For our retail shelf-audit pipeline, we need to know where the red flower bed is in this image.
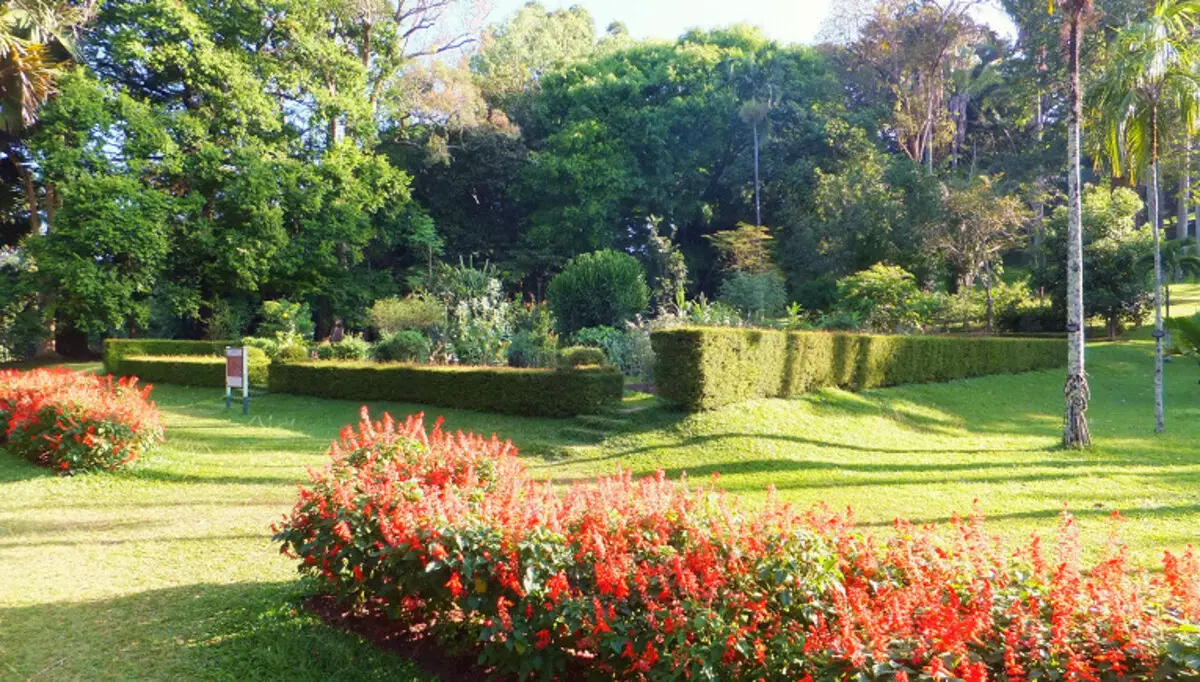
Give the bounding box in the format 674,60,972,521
275,408,1200,680
0,368,163,473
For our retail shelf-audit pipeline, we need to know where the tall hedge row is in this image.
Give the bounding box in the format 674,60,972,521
652,327,1067,411
269,361,623,417
103,339,236,374
115,354,270,389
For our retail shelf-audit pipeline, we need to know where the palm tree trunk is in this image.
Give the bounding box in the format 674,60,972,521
1063,12,1091,448
1151,147,1165,433
752,121,761,226
1179,139,1190,241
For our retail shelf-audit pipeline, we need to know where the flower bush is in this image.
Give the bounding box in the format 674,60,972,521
276,409,1200,681
0,368,163,473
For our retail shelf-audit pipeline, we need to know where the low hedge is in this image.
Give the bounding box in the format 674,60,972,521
653,327,1067,410
103,338,237,374
116,352,270,389
269,361,622,417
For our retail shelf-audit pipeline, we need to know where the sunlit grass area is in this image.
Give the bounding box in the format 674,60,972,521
2,340,1200,678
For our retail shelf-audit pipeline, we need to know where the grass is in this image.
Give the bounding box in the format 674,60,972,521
3,338,1200,678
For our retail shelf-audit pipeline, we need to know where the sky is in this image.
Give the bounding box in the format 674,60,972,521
483,0,1017,45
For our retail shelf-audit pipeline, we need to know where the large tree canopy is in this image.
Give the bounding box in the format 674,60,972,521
0,0,1180,356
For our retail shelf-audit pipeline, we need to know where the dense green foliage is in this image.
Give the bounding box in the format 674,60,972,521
652,327,1067,410
367,296,445,336
268,361,622,417
1034,186,1153,338
546,250,649,334
0,0,1182,361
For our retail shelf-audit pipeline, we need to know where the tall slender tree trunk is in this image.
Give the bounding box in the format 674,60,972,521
1063,13,1091,448
1178,138,1190,241
752,122,761,226
1150,117,1165,433
10,145,57,359
984,262,994,334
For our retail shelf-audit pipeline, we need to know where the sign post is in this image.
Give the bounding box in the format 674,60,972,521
225,346,249,415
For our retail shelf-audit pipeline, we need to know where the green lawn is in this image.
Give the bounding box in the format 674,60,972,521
2,340,1200,679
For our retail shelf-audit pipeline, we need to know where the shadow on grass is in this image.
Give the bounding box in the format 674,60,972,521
0,582,429,681
0,453,55,483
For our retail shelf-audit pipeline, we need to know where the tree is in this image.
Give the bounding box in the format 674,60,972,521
1036,186,1152,340
1059,0,1095,448
471,1,596,119
936,176,1030,332
1,0,94,355
843,0,982,170
739,98,770,226
1091,0,1200,433
516,27,839,289
546,249,649,335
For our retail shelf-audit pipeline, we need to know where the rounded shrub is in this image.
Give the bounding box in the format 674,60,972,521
0,368,163,473
274,342,309,364
556,345,607,369
547,250,649,335
373,330,431,363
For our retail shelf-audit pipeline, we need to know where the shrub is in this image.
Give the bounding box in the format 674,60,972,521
547,250,650,335
373,331,431,363
573,326,625,360
833,263,938,333
507,329,557,368
0,368,163,472
116,351,270,388
507,302,558,368
652,327,1067,411
243,333,309,363
717,270,788,320
572,325,654,379
257,299,314,340
276,409,1200,681
556,345,607,369
313,337,372,361
268,362,622,417
368,296,445,335
330,334,372,361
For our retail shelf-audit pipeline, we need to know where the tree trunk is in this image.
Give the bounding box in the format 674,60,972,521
1063,13,1091,448
1178,139,1190,241
1150,123,1165,434
984,262,994,334
752,122,761,226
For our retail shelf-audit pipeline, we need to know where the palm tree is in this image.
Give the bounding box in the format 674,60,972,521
738,97,770,227
0,0,92,357
1091,0,1200,433
0,0,90,132
1059,0,1096,449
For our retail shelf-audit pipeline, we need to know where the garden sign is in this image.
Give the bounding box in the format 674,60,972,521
225,346,249,415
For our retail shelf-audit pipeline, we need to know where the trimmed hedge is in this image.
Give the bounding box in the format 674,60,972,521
103,338,237,374
115,352,270,389
269,361,623,417
652,327,1067,410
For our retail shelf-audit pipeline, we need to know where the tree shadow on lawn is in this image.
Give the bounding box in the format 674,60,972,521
0,582,431,682
0,448,57,483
